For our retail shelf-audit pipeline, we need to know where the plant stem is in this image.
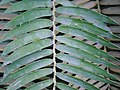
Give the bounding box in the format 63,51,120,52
52,0,56,90
96,0,101,13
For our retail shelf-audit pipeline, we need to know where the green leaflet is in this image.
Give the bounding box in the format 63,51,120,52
57,83,76,90
0,0,14,5
4,8,52,28
0,88,5,90
57,16,119,39
57,25,119,49
1,19,52,42
56,6,118,25
3,49,52,79
57,53,118,81
2,39,52,66
57,63,118,85
92,20,111,31
7,68,53,90
2,59,52,84
57,73,99,90
56,0,76,7
2,29,52,56
5,0,52,13
57,36,119,61
58,5,116,32
25,79,53,90
56,44,119,68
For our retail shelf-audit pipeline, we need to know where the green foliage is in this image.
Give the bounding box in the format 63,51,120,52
0,0,120,90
